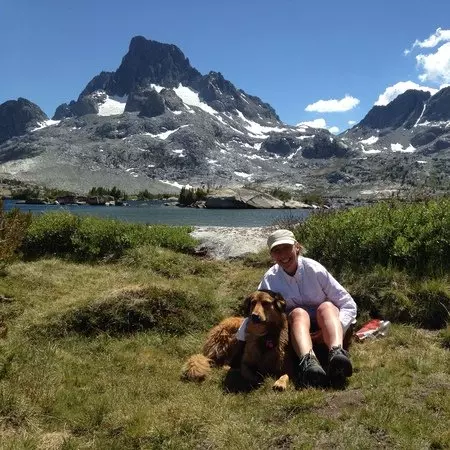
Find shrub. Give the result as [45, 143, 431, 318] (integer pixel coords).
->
[21, 212, 198, 261]
[21, 211, 80, 258]
[345, 267, 450, 329]
[143, 224, 197, 253]
[268, 188, 291, 202]
[294, 197, 450, 277]
[71, 217, 134, 261]
[0, 199, 32, 269]
[40, 284, 221, 336]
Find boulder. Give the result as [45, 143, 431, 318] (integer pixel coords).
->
[125, 88, 166, 117]
[205, 188, 284, 209]
[262, 135, 298, 156]
[283, 200, 312, 209]
[139, 90, 166, 118]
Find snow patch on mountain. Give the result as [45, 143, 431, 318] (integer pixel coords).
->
[30, 119, 61, 132]
[391, 143, 416, 153]
[360, 136, 379, 145]
[98, 94, 128, 116]
[143, 125, 190, 140]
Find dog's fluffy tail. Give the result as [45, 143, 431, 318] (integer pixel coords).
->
[181, 354, 212, 382]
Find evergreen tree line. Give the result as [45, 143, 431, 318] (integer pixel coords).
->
[87, 186, 128, 201]
[178, 187, 208, 206]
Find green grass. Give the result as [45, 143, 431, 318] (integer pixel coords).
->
[0, 248, 449, 449]
[0, 200, 449, 448]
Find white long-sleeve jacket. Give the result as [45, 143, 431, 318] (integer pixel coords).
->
[237, 257, 357, 341]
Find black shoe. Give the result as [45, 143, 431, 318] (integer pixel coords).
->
[297, 351, 327, 388]
[328, 346, 353, 380]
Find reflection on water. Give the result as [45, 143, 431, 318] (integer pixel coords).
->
[3, 199, 310, 227]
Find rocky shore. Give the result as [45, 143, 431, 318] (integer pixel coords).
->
[190, 226, 273, 259]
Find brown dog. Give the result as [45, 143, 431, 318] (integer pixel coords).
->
[181, 290, 294, 391]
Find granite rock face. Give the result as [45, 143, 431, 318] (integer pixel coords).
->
[357, 90, 431, 130]
[0, 98, 48, 144]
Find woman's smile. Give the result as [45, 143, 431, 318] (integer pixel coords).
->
[271, 243, 299, 275]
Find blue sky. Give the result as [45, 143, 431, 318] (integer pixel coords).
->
[2, 0, 450, 133]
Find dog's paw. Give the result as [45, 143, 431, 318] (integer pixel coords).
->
[272, 375, 289, 391]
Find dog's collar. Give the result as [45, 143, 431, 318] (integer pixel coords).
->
[258, 334, 277, 349]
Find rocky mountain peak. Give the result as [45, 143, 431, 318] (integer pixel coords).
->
[357, 89, 431, 131]
[421, 86, 450, 122]
[79, 36, 202, 100]
[0, 98, 48, 144]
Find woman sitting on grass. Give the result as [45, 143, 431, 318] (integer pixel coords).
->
[237, 229, 357, 388]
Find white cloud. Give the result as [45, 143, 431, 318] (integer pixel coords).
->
[297, 118, 327, 128]
[404, 28, 450, 84]
[374, 81, 437, 106]
[305, 95, 360, 113]
[408, 27, 450, 51]
[296, 118, 339, 134]
[417, 42, 450, 84]
[348, 120, 356, 125]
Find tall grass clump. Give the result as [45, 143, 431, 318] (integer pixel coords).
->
[37, 284, 221, 337]
[0, 198, 32, 271]
[294, 197, 450, 277]
[21, 212, 197, 261]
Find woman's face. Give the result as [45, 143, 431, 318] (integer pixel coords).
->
[270, 243, 300, 275]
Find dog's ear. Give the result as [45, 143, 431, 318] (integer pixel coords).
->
[273, 293, 286, 312]
[243, 294, 253, 315]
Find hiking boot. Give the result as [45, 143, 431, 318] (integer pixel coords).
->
[297, 351, 327, 388]
[328, 346, 353, 380]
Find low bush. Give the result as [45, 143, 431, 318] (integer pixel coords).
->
[0, 199, 32, 270]
[144, 224, 197, 253]
[438, 325, 450, 349]
[71, 216, 134, 260]
[21, 212, 80, 258]
[20, 212, 198, 261]
[345, 267, 450, 329]
[294, 197, 450, 277]
[39, 284, 221, 336]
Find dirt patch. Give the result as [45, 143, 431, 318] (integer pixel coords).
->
[38, 431, 71, 450]
[315, 388, 366, 419]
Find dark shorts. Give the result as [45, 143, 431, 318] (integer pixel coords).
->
[288, 305, 319, 331]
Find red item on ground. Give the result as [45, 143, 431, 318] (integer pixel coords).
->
[355, 319, 383, 341]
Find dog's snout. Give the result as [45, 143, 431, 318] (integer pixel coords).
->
[251, 313, 261, 323]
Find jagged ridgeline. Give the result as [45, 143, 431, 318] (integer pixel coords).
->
[0, 36, 449, 196]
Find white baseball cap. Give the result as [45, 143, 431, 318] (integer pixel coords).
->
[267, 229, 296, 251]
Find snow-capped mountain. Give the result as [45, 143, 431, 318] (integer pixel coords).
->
[0, 36, 448, 196]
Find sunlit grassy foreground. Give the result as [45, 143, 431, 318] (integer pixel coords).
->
[0, 251, 448, 449]
[0, 198, 449, 449]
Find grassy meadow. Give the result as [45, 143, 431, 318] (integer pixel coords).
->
[0, 198, 449, 449]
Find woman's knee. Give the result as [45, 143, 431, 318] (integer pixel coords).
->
[288, 307, 310, 325]
[316, 301, 339, 319]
